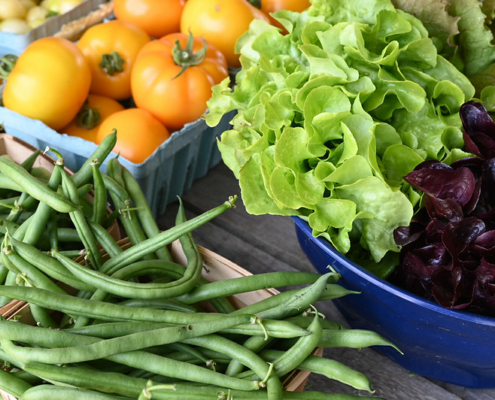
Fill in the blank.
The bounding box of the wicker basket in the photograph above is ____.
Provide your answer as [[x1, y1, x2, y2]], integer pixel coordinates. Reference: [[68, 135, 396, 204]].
[[0, 237, 323, 398]]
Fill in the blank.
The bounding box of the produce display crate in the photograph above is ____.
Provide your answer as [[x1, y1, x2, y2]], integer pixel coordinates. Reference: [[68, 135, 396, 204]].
[[0, 132, 121, 238], [0, 106, 236, 217], [0, 238, 323, 399], [0, 0, 113, 57]]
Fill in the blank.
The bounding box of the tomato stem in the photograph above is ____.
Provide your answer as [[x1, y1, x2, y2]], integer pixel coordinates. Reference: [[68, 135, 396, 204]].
[[76, 100, 101, 130], [246, 0, 261, 8], [100, 51, 125, 76], [0, 55, 18, 80], [172, 31, 207, 80]]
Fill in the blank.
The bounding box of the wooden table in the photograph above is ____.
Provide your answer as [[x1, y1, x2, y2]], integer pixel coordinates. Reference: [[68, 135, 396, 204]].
[[157, 162, 495, 400]]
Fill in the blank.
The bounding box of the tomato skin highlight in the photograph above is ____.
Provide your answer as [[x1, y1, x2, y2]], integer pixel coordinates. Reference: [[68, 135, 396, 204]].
[[180, 0, 269, 68], [131, 32, 228, 132], [260, 0, 311, 29], [96, 108, 171, 164], [113, 0, 185, 39], [60, 94, 125, 143], [77, 20, 150, 101], [3, 37, 91, 131]]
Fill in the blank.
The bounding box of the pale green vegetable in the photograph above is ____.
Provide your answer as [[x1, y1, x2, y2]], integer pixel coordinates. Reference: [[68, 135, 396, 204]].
[[0, 18, 29, 34], [206, 0, 475, 277]]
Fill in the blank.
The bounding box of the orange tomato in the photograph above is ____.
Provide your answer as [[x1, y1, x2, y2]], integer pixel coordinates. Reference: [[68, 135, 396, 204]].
[[60, 94, 125, 143], [131, 32, 228, 131], [3, 37, 91, 131], [113, 0, 185, 39], [96, 108, 171, 164], [261, 0, 311, 30], [180, 0, 270, 68], [77, 20, 150, 100]]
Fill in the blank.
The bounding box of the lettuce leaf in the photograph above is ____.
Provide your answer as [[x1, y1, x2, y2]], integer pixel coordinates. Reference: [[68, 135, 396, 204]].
[[205, 0, 475, 275]]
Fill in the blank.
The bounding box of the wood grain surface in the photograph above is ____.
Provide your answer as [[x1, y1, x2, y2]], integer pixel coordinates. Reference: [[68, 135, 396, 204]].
[[157, 162, 495, 400]]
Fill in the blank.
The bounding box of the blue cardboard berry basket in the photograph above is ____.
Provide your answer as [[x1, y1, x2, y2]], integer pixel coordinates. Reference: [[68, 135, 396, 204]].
[[0, 0, 111, 57], [0, 105, 235, 217]]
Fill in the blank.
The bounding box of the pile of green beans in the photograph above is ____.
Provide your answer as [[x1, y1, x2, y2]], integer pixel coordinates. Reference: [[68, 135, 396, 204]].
[[0, 135, 399, 400]]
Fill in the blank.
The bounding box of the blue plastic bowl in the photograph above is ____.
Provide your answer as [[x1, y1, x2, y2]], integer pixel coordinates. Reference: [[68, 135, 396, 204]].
[[293, 216, 495, 389]]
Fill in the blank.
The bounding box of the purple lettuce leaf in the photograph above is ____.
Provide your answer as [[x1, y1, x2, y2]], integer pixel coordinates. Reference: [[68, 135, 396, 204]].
[[392, 101, 495, 316]]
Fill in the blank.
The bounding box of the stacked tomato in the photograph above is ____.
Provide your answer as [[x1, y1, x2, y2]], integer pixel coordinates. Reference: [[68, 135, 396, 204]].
[[2, 0, 310, 163]]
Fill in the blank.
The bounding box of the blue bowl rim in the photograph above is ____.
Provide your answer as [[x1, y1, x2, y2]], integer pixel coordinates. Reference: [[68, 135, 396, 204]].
[[293, 216, 495, 327]]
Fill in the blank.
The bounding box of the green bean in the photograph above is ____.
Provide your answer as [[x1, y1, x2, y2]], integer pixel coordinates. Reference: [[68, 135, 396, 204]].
[[55, 228, 84, 242], [90, 159, 107, 225], [146, 383, 385, 399], [64, 318, 308, 340], [0, 323, 260, 392], [22, 161, 63, 246], [122, 165, 172, 261], [165, 343, 215, 369], [0, 323, 262, 392], [47, 214, 58, 251], [0, 263, 8, 284], [182, 334, 283, 399], [71, 130, 117, 188], [227, 286, 347, 319], [244, 272, 334, 320], [61, 171, 103, 269], [225, 335, 276, 377], [112, 352, 261, 392], [22, 363, 168, 399], [29, 167, 51, 182], [0, 269, 16, 306], [0, 246, 67, 295], [237, 312, 322, 383], [6, 191, 30, 223], [20, 149, 41, 172], [318, 329, 402, 353], [28, 304, 58, 329], [72, 258, 190, 328], [55, 201, 203, 300], [0, 195, 20, 208], [0, 155, 77, 213], [260, 350, 374, 392], [105, 164, 153, 260], [9, 236, 95, 292], [54, 249, 202, 300], [88, 220, 123, 258], [56, 249, 85, 258], [284, 316, 343, 332], [1, 314, 254, 364], [12, 213, 33, 241], [20, 385, 132, 400], [77, 183, 94, 199], [99, 196, 236, 275], [0, 286, 255, 325], [0, 368, 32, 398], [209, 296, 237, 314], [178, 271, 335, 305], [9, 369, 43, 386], [0, 172, 23, 192], [117, 298, 198, 314], [223, 319, 310, 338]]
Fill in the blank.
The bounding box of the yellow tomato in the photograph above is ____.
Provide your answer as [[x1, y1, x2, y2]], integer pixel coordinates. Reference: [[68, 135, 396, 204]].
[[180, 0, 270, 68], [60, 94, 125, 143], [96, 108, 171, 164], [131, 32, 228, 131], [113, 0, 185, 39], [3, 37, 91, 131], [77, 20, 150, 100]]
